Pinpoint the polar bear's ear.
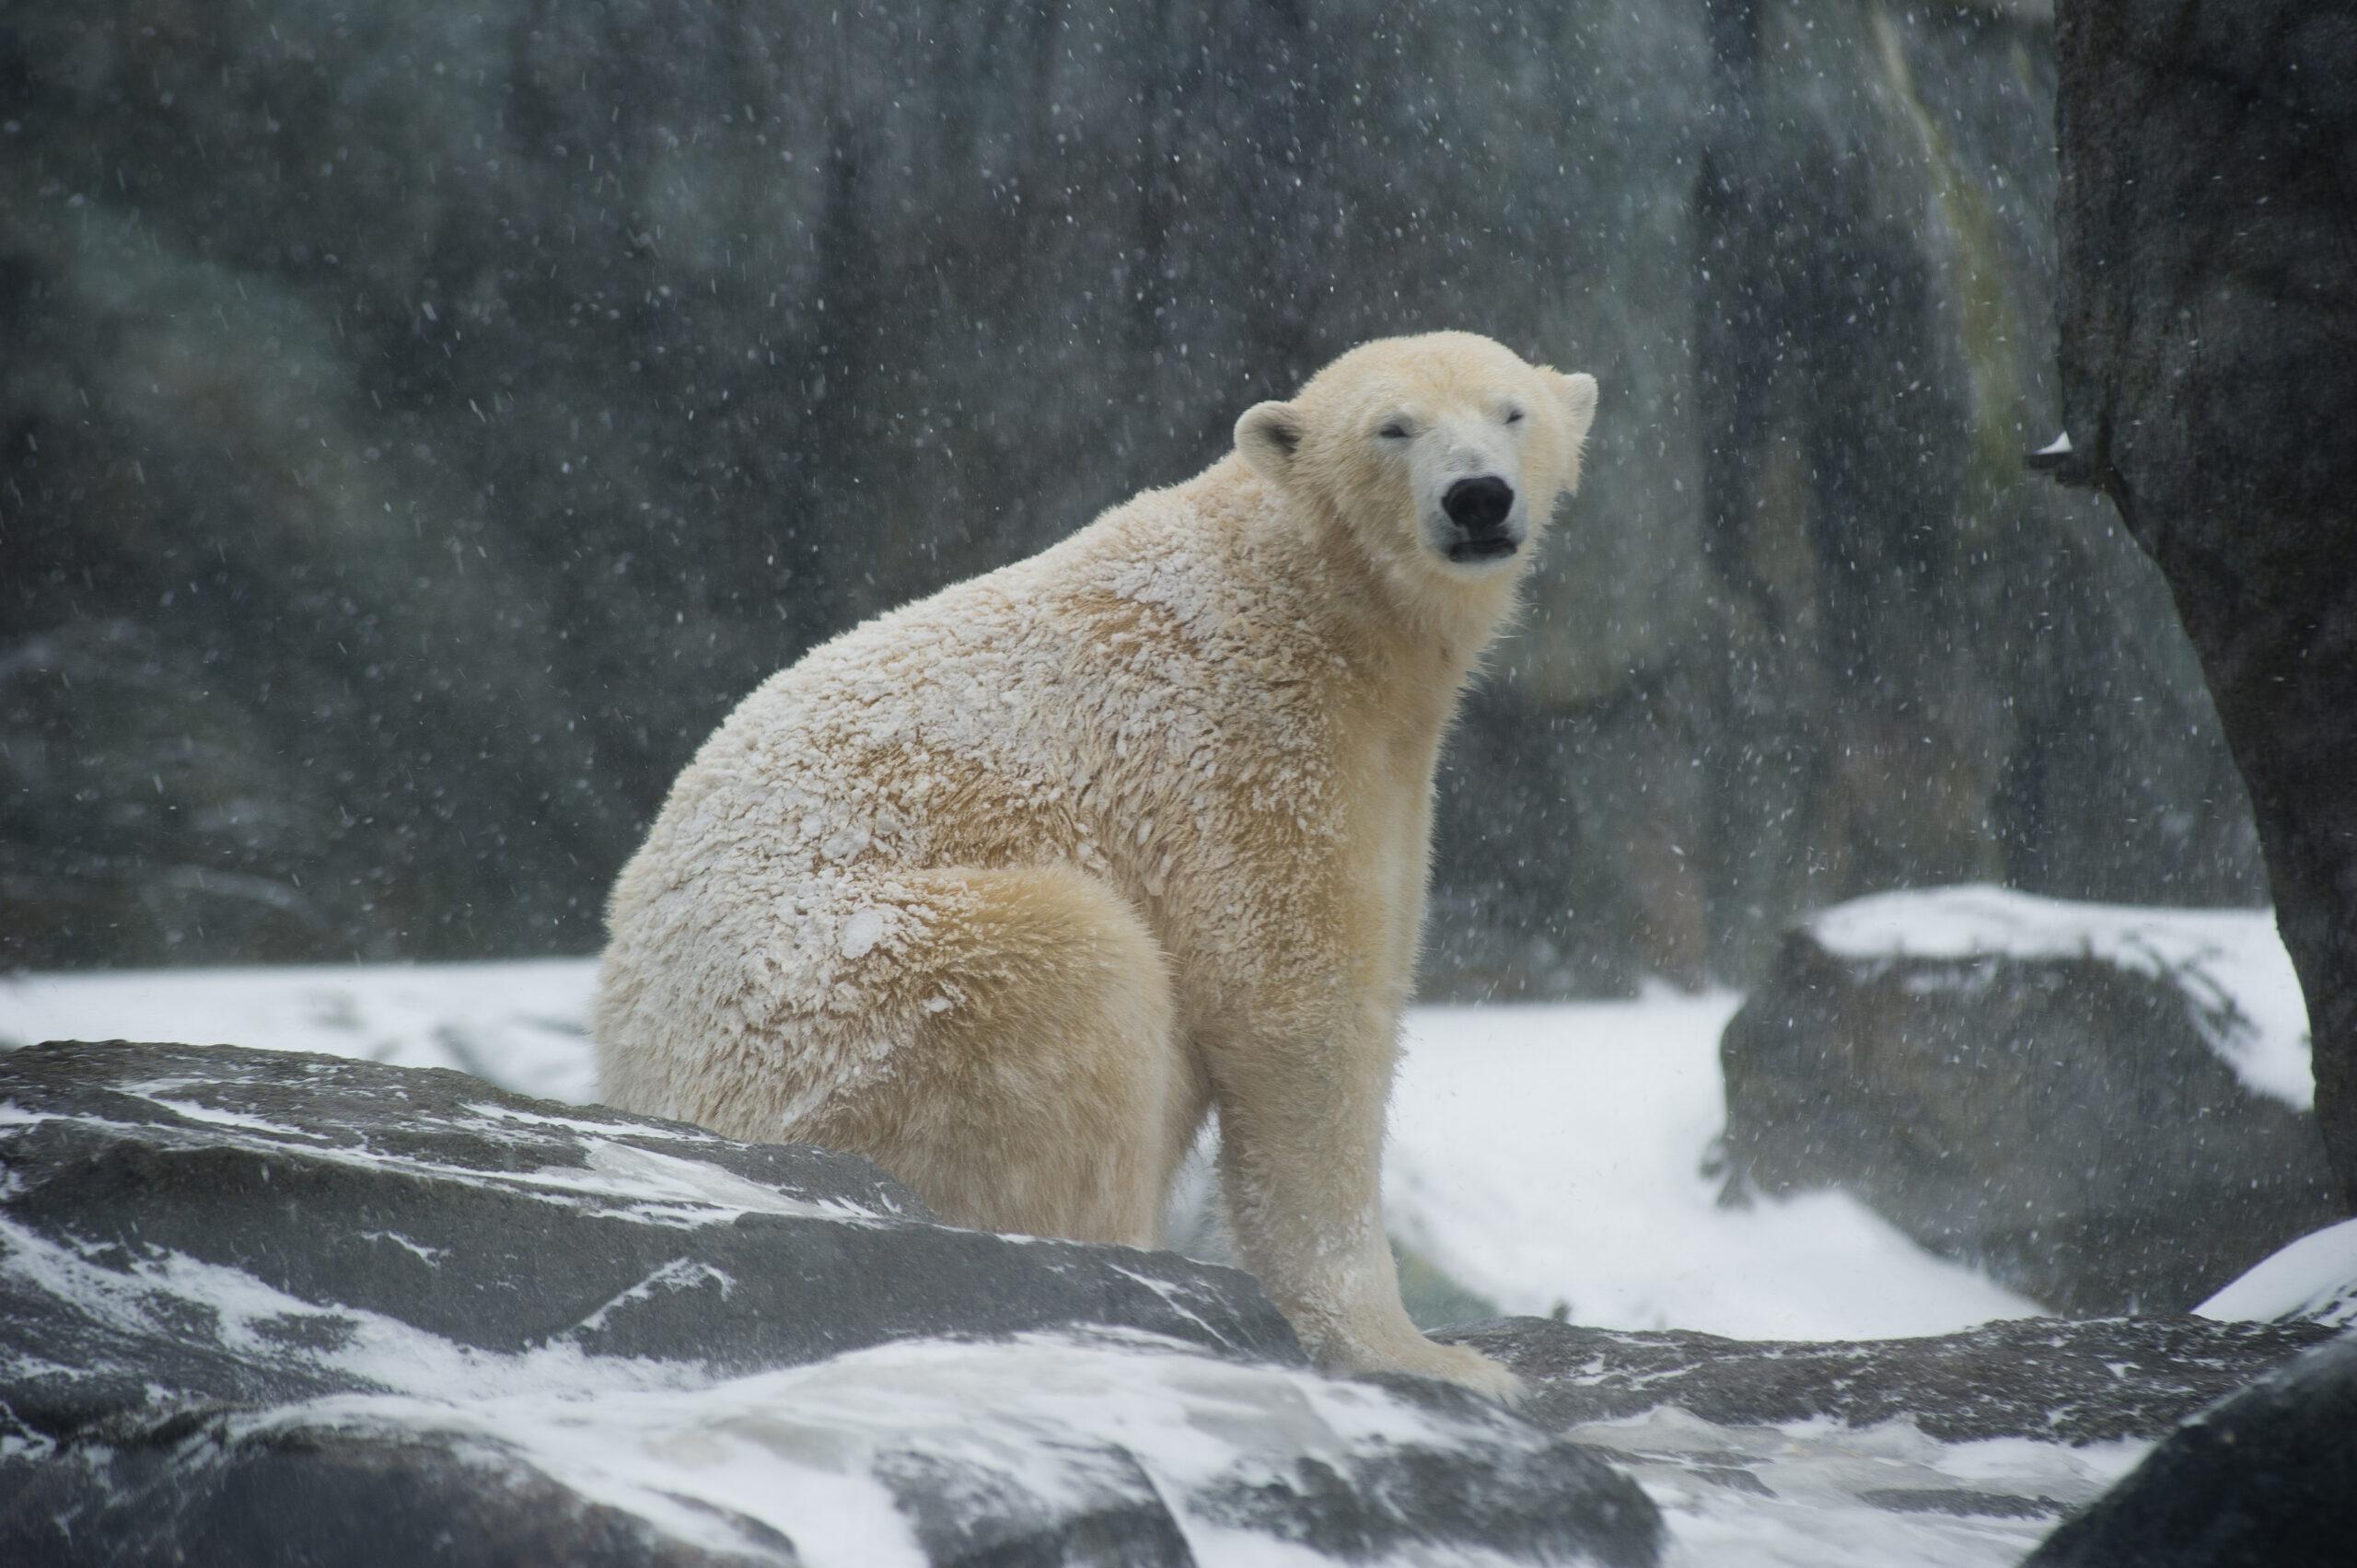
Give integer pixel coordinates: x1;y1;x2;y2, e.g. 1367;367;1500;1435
1235;401;1306;482
1553;372;1599;448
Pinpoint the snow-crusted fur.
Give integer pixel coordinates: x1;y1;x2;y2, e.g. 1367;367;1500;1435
595;332;1598;1397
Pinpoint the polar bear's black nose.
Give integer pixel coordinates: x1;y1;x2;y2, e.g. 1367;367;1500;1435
1443;476;1515;534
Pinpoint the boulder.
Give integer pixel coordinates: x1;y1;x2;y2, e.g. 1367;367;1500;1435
0;1039;1663;1567
0;1039;1293;1388
1716;888;2341;1314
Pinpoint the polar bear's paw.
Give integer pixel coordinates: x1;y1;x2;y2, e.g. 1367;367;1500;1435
1392;1335;1527;1405
1328;1324;1525;1404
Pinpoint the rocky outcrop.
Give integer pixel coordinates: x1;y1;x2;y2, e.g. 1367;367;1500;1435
1;0;2265;988
2050;0;2357;1207
0;1039;1664;1567
2022;1330;2357;1568
1714;889;2340;1314
12;1035;2355;1562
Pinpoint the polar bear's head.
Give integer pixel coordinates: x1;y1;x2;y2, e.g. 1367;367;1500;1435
1232;332;1598;588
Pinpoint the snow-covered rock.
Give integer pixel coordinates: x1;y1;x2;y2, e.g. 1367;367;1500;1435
0;1039;1664;1567
1804;887;2311;1109
1718;887;2341;1314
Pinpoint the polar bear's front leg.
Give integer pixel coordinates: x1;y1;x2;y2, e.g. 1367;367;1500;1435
1208;1019;1521;1401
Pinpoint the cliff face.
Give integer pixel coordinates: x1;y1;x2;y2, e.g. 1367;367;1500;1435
2;0;2263;981
2050;0;2357;1203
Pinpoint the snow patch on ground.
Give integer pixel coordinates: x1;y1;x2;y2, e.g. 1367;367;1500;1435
1387;990;2045;1340
0;958;599;1102
1805;885;2310;1109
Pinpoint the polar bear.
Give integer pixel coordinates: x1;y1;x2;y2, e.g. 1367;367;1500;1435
594;331;1597;1396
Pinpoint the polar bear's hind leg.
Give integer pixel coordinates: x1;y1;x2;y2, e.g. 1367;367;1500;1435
799;865;1201;1249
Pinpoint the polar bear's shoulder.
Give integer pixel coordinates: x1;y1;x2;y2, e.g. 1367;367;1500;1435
698;458;1319;796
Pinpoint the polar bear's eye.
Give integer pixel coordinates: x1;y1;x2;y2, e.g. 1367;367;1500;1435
1377;421;1411;441
1504;405;1526;426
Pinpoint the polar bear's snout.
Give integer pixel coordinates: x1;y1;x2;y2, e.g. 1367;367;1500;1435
1440;474;1521;562
1442;475;1518;559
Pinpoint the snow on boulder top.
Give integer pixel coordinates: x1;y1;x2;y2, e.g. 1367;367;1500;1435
1804;885;2312;1109
2197;1215;2357;1329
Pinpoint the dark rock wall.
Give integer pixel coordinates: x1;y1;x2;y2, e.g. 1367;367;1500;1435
3;0;2265;982
2050;0;2357;1203
1678;0;2266;987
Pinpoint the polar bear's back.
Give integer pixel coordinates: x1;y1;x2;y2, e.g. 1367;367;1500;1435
593;459;1339;1113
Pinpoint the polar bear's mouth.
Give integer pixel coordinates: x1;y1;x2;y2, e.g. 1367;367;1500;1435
1446;536;1520;563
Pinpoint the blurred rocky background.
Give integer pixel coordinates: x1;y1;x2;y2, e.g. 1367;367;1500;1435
0;0;2266;983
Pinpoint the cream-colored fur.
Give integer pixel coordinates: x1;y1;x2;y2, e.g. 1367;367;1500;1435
594;332;1599;1398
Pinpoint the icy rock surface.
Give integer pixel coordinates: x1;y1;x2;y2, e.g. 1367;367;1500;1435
1719;888;2340;1314
1439;1314;2336;1564
0;1040;1662;1567
1439;1316;2335;1446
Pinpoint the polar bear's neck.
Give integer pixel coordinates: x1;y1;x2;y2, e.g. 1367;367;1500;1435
1214;456;1523;744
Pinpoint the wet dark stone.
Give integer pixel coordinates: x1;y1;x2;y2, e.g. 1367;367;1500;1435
1861;1489;2061;1519
874;1445;1195;1568
1716;930;2341;1313
0;1424;786;1568
2023;1330;2357;1568
1196;1434;1663;1568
